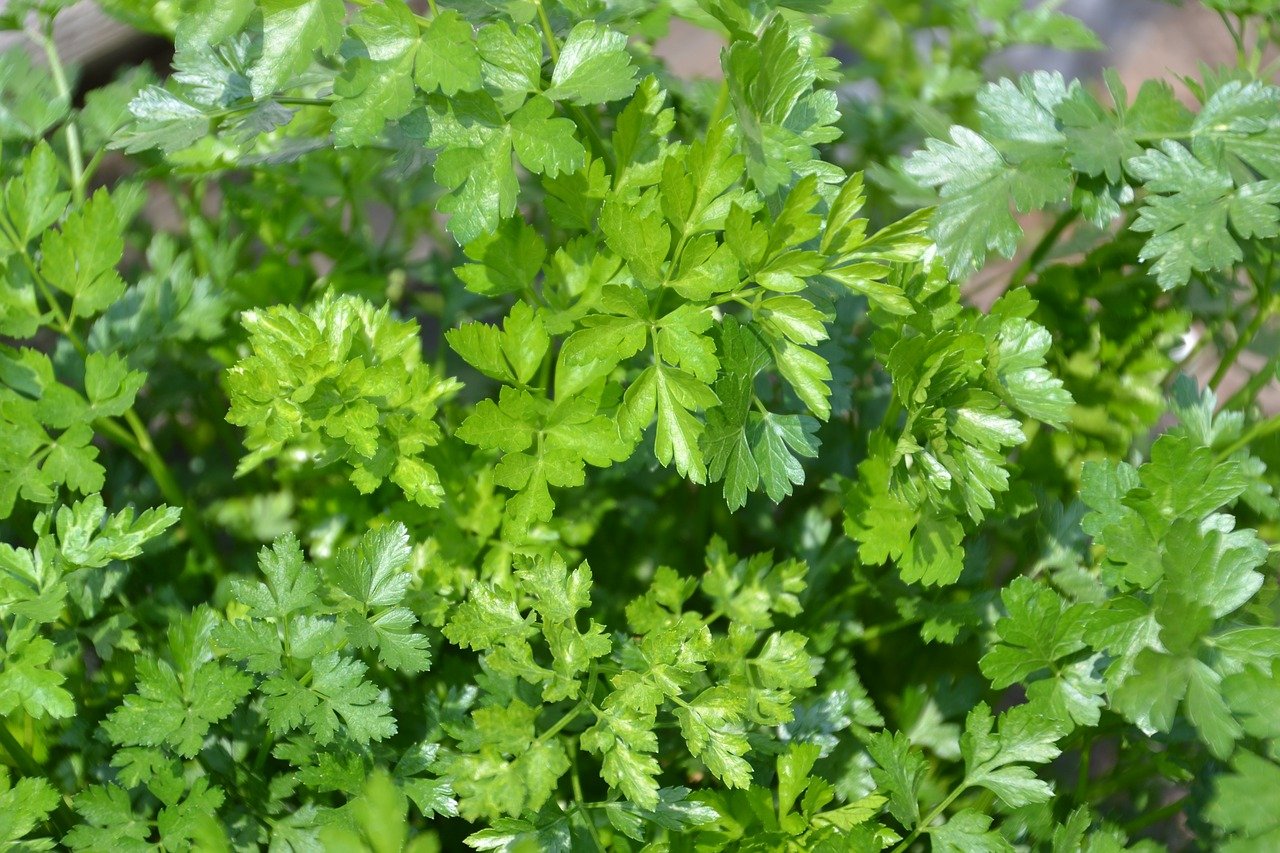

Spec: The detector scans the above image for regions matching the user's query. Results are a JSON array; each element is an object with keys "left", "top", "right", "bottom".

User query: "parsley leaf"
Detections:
[{"left": 226, "top": 293, "right": 460, "bottom": 506}]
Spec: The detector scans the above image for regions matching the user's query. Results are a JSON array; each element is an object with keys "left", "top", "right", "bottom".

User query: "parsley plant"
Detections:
[{"left": 1, "top": 0, "right": 1278, "bottom": 849}]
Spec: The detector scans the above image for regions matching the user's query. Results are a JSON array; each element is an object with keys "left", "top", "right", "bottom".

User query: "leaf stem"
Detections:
[
  {"left": 1222, "top": 358, "right": 1277, "bottom": 411},
  {"left": 0, "top": 723, "right": 43, "bottom": 780},
  {"left": 38, "top": 21, "right": 85, "bottom": 204},
  {"left": 0, "top": 723, "right": 74, "bottom": 836},
  {"left": 888, "top": 782, "right": 966, "bottom": 853},
  {"left": 569, "top": 741, "right": 607, "bottom": 852},
  {"left": 0, "top": 216, "right": 83, "bottom": 351},
  {"left": 1209, "top": 293, "right": 1277, "bottom": 391},
  {"left": 708, "top": 80, "right": 730, "bottom": 126},
  {"left": 1122, "top": 794, "right": 1190, "bottom": 834},
  {"left": 538, "top": 344, "right": 554, "bottom": 395},
  {"left": 537, "top": 664, "right": 599, "bottom": 743},
  {"left": 99, "top": 411, "right": 225, "bottom": 573},
  {"left": 274, "top": 97, "right": 335, "bottom": 108},
  {"left": 858, "top": 615, "right": 920, "bottom": 642},
  {"left": 1075, "top": 743, "right": 1091, "bottom": 802},
  {"left": 534, "top": 0, "right": 560, "bottom": 63},
  {"left": 1217, "top": 10, "right": 1248, "bottom": 68},
  {"left": 1008, "top": 209, "right": 1076, "bottom": 289},
  {"left": 1218, "top": 413, "right": 1280, "bottom": 460},
  {"left": 570, "top": 105, "right": 613, "bottom": 173},
  {"left": 5, "top": 239, "right": 220, "bottom": 571},
  {"left": 253, "top": 728, "right": 275, "bottom": 774},
  {"left": 881, "top": 391, "right": 903, "bottom": 431}
]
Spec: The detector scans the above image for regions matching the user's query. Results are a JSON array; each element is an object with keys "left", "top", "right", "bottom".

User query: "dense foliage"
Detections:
[{"left": 1, "top": 0, "right": 1279, "bottom": 849}]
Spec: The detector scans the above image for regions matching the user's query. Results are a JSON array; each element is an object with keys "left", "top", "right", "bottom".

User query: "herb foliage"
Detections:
[{"left": 1, "top": 0, "right": 1279, "bottom": 849}]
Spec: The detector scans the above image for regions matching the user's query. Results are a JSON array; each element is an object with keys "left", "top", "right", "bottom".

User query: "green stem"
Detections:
[
  {"left": 534, "top": 0, "right": 560, "bottom": 63},
  {"left": 0, "top": 216, "right": 83, "bottom": 351},
  {"left": 569, "top": 742, "right": 607, "bottom": 852},
  {"left": 1082, "top": 758, "right": 1160, "bottom": 802},
  {"left": 1009, "top": 209, "right": 1077, "bottom": 288},
  {"left": 1218, "top": 413, "right": 1280, "bottom": 460},
  {"left": 1218, "top": 11, "right": 1247, "bottom": 66},
  {"left": 888, "top": 783, "right": 966, "bottom": 853},
  {"left": 108, "top": 410, "right": 224, "bottom": 573},
  {"left": 881, "top": 390, "right": 903, "bottom": 432},
  {"left": 708, "top": 80, "right": 730, "bottom": 126},
  {"left": 1222, "top": 358, "right": 1277, "bottom": 410},
  {"left": 253, "top": 728, "right": 275, "bottom": 774},
  {"left": 1123, "top": 794, "right": 1190, "bottom": 834},
  {"left": 275, "top": 97, "right": 335, "bottom": 108},
  {"left": 39, "top": 23, "right": 85, "bottom": 204},
  {"left": 1075, "top": 744, "right": 1091, "bottom": 802},
  {"left": 1209, "top": 294, "right": 1277, "bottom": 391},
  {"left": 0, "top": 723, "right": 74, "bottom": 836},
  {"left": 570, "top": 104, "right": 613, "bottom": 173},
  {"left": 537, "top": 664, "right": 599, "bottom": 743},
  {"left": 0, "top": 723, "right": 43, "bottom": 779},
  {"left": 538, "top": 346, "right": 554, "bottom": 395},
  {"left": 858, "top": 616, "right": 920, "bottom": 642},
  {"left": 203, "top": 97, "right": 333, "bottom": 125}
]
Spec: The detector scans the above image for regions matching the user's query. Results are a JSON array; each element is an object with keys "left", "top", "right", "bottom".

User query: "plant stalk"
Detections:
[
  {"left": 888, "top": 783, "right": 966, "bottom": 853},
  {"left": 38, "top": 23, "right": 85, "bottom": 203},
  {"left": 1009, "top": 209, "right": 1077, "bottom": 288},
  {"left": 1209, "top": 294, "right": 1277, "bottom": 391}
]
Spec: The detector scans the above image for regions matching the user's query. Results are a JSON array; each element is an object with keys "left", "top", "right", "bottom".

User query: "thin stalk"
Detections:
[
  {"left": 858, "top": 615, "right": 920, "bottom": 643},
  {"left": 1209, "top": 294, "right": 1277, "bottom": 391},
  {"left": 0, "top": 723, "right": 74, "bottom": 836},
  {"left": 1222, "top": 360, "right": 1276, "bottom": 411},
  {"left": 1009, "top": 209, "right": 1077, "bottom": 288},
  {"left": 39, "top": 23, "right": 85, "bottom": 203},
  {"left": 200, "top": 97, "right": 333, "bottom": 125},
  {"left": 569, "top": 742, "right": 607, "bottom": 852},
  {"left": 0, "top": 723, "right": 43, "bottom": 780},
  {"left": 93, "top": 416, "right": 144, "bottom": 456},
  {"left": 1218, "top": 413, "right": 1280, "bottom": 460},
  {"left": 537, "top": 664, "right": 599, "bottom": 743},
  {"left": 535, "top": 0, "right": 607, "bottom": 184},
  {"left": 1083, "top": 758, "right": 1160, "bottom": 802},
  {"left": 1218, "top": 11, "right": 1247, "bottom": 67},
  {"left": 708, "top": 80, "right": 731, "bottom": 126},
  {"left": 275, "top": 97, "right": 335, "bottom": 108},
  {"left": 253, "top": 728, "right": 275, "bottom": 774},
  {"left": 888, "top": 783, "right": 966, "bottom": 853},
  {"left": 1248, "top": 20, "right": 1268, "bottom": 77},
  {"left": 570, "top": 105, "right": 613, "bottom": 173},
  {"left": 119, "top": 409, "right": 225, "bottom": 573},
  {"left": 534, "top": 0, "right": 560, "bottom": 62},
  {"left": 0, "top": 216, "right": 83, "bottom": 351},
  {"left": 1123, "top": 795, "right": 1190, "bottom": 835},
  {"left": 881, "top": 391, "right": 903, "bottom": 432},
  {"left": 537, "top": 344, "right": 553, "bottom": 394},
  {"left": 1075, "top": 743, "right": 1091, "bottom": 802}
]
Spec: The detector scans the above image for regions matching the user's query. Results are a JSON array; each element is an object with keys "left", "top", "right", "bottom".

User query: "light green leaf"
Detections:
[
  {"left": 251, "top": 0, "right": 346, "bottom": 99},
  {"left": 545, "top": 22, "right": 638, "bottom": 105}
]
